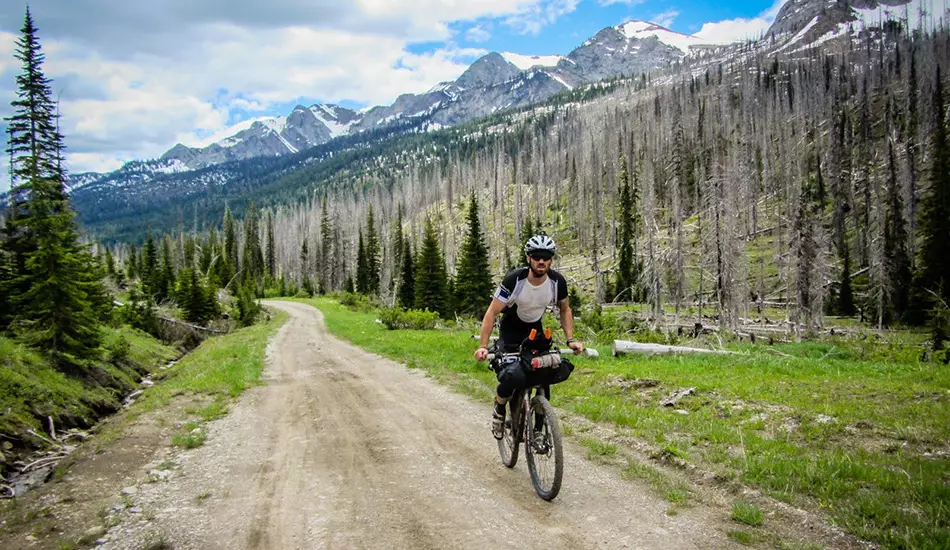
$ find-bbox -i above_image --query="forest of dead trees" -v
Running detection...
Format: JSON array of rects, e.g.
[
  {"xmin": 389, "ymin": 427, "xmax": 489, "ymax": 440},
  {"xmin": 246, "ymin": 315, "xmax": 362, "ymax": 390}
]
[{"xmin": 100, "ymin": 22, "xmax": 950, "ymax": 338}]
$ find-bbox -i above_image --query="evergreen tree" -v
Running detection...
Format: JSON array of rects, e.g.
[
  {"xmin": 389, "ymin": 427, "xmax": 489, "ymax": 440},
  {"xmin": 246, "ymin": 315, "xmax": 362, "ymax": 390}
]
[
  {"xmin": 398, "ymin": 240, "xmax": 415, "ymax": 308},
  {"xmin": 884, "ymin": 140, "xmax": 912, "ymax": 324},
  {"xmin": 104, "ymin": 247, "xmax": 115, "ymax": 278},
  {"xmin": 454, "ymin": 191, "xmax": 493, "ymax": 317},
  {"xmin": 356, "ymin": 230, "xmax": 369, "ymax": 294},
  {"xmin": 300, "ymin": 238, "xmax": 313, "ymax": 297},
  {"xmin": 414, "ymin": 218, "xmax": 450, "ymax": 317},
  {"xmin": 344, "ymin": 275, "xmax": 355, "ymax": 294},
  {"xmin": 157, "ymin": 235, "xmax": 176, "ymax": 303},
  {"xmin": 266, "ymin": 210, "xmax": 276, "ymax": 280},
  {"xmin": 615, "ymin": 152, "xmax": 636, "ymax": 301},
  {"xmin": 141, "ymin": 229, "xmax": 158, "ymax": 292},
  {"xmin": 391, "ymin": 204, "xmax": 404, "ymax": 292},
  {"xmin": 365, "ymin": 205, "xmax": 380, "ymax": 294},
  {"xmin": 242, "ymin": 201, "xmax": 264, "ymax": 289},
  {"xmin": 912, "ymin": 66, "xmax": 950, "ymax": 322},
  {"xmin": 1, "ymin": 10, "xmax": 105, "ymax": 371},
  {"xmin": 126, "ymin": 243, "xmax": 138, "ymax": 281},
  {"xmin": 221, "ymin": 204, "xmax": 237, "ymax": 287}
]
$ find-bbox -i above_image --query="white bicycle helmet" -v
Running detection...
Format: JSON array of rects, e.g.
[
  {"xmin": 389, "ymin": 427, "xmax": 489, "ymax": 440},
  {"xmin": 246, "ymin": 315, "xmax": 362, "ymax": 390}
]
[{"xmin": 524, "ymin": 234, "xmax": 557, "ymax": 257}]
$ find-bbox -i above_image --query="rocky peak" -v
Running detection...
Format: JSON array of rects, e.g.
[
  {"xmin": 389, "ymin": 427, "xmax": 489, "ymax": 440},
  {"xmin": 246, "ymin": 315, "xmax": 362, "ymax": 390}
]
[
  {"xmin": 454, "ymin": 52, "xmax": 522, "ymax": 90},
  {"xmin": 767, "ymin": 0, "xmax": 911, "ymax": 39}
]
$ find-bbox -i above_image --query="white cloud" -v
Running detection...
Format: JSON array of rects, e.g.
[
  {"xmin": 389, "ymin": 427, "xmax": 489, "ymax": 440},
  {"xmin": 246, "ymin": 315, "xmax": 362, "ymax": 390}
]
[
  {"xmin": 694, "ymin": 0, "xmax": 786, "ymax": 43},
  {"xmin": 652, "ymin": 10, "xmax": 679, "ymax": 29},
  {"xmin": 466, "ymin": 23, "xmax": 492, "ymax": 42},
  {"xmin": 505, "ymin": 0, "xmax": 581, "ymax": 35},
  {"xmin": 694, "ymin": 17, "xmax": 772, "ymax": 43},
  {"xmin": 0, "ymin": 1, "xmax": 556, "ymax": 180}
]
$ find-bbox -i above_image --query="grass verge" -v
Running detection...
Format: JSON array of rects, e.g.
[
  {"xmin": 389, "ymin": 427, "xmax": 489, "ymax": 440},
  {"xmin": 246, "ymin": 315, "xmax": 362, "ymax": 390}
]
[{"xmin": 300, "ymin": 296, "xmax": 950, "ymax": 550}]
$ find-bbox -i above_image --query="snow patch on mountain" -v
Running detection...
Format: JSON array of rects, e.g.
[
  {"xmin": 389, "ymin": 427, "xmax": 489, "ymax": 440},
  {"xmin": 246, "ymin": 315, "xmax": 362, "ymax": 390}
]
[
  {"xmin": 619, "ymin": 20, "xmax": 709, "ymax": 54},
  {"xmin": 501, "ymin": 52, "xmax": 563, "ymax": 70},
  {"xmin": 309, "ymin": 105, "xmax": 355, "ymax": 138},
  {"xmin": 853, "ymin": 0, "xmax": 949, "ymax": 31}
]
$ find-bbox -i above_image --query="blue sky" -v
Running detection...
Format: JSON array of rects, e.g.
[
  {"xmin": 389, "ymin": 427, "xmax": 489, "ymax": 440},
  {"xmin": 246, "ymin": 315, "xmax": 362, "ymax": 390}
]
[{"xmin": 0, "ymin": 0, "xmax": 784, "ymax": 189}]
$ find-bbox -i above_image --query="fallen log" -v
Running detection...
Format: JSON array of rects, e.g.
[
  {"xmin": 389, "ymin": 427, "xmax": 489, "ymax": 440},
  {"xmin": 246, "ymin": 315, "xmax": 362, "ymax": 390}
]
[{"xmin": 612, "ymin": 340, "xmax": 734, "ymax": 356}]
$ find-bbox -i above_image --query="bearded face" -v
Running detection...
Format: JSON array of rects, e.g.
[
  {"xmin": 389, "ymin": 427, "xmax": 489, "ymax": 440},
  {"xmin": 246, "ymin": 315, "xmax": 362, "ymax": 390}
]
[{"xmin": 527, "ymin": 254, "xmax": 552, "ymax": 277}]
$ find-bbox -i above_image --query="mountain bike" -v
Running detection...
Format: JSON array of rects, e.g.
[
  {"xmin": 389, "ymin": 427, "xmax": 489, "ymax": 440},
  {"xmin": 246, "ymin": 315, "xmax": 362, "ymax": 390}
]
[{"xmin": 488, "ymin": 344, "xmax": 565, "ymax": 501}]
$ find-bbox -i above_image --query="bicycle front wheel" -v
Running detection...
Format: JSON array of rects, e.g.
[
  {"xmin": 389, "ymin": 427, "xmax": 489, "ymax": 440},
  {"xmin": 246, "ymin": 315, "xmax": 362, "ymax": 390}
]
[
  {"xmin": 525, "ymin": 395, "xmax": 563, "ymax": 501},
  {"xmin": 497, "ymin": 396, "xmax": 523, "ymax": 468}
]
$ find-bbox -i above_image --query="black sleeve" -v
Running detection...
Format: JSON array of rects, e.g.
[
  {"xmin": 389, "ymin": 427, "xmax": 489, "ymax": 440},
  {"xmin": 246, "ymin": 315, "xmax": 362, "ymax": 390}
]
[
  {"xmin": 493, "ymin": 269, "xmax": 522, "ymax": 303},
  {"xmin": 553, "ymin": 270, "xmax": 568, "ymax": 303}
]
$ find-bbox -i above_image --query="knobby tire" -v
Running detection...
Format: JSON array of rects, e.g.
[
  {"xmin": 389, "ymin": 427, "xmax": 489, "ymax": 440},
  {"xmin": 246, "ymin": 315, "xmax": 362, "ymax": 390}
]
[{"xmin": 525, "ymin": 395, "xmax": 563, "ymax": 501}]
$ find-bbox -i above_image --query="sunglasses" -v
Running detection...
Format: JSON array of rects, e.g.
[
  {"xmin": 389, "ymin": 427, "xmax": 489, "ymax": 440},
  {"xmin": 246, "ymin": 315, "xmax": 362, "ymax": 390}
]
[{"xmin": 530, "ymin": 254, "xmax": 553, "ymax": 262}]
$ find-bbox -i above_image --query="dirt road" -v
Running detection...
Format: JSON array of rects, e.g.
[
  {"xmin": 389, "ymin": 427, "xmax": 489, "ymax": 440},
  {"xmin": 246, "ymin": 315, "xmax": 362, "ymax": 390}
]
[{"xmin": 101, "ymin": 300, "xmax": 739, "ymax": 549}]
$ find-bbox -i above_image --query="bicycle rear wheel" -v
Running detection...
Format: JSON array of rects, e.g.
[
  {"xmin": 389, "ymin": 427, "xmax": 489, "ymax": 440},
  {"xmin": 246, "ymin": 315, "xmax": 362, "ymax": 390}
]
[
  {"xmin": 525, "ymin": 394, "xmax": 563, "ymax": 500},
  {"xmin": 497, "ymin": 393, "xmax": 523, "ymax": 468}
]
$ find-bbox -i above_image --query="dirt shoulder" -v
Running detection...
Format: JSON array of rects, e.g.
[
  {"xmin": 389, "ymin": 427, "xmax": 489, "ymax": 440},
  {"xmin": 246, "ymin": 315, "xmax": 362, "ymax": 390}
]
[{"xmin": 0, "ymin": 301, "xmax": 856, "ymax": 549}]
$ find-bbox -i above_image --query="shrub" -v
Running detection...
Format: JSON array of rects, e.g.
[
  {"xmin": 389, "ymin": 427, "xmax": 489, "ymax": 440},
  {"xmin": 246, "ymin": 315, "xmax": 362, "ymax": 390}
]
[{"xmin": 379, "ymin": 308, "xmax": 439, "ymax": 330}]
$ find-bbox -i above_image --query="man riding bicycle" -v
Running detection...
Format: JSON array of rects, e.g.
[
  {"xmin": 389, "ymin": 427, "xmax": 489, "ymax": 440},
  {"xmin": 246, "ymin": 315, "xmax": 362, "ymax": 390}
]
[{"xmin": 473, "ymin": 234, "xmax": 584, "ymax": 439}]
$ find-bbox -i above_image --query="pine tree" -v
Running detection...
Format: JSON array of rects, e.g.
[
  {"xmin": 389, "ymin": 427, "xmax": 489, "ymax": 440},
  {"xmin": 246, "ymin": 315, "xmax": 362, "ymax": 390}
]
[
  {"xmin": 454, "ymin": 191, "xmax": 493, "ymax": 317},
  {"xmin": 365, "ymin": 205, "xmax": 380, "ymax": 294},
  {"xmin": 414, "ymin": 218, "xmax": 450, "ymax": 317},
  {"xmin": 158, "ymin": 235, "xmax": 176, "ymax": 303},
  {"xmin": 398, "ymin": 240, "xmax": 415, "ymax": 308},
  {"xmin": 912, "ymin": 66, "xmax": 950, "ymax": 322},
  {"xmin": 391, "ymin": 204, "xmax": 404, "ymax": 293},
  {"xmin": 1, "ymin": 10, "xmax": 105, "ymax": 371},
  {"xmin": 221, "ymin": 205, "xmax": 237, "ymax": 287},
  {"xmin": 884, "ymin": 139, "xmax": 912, "ymax": 324},
  {"xmin": 615, "ymin": 152, "xmax": 636, "ymax": 301},
  {"xmin": 300, "ymin": 238, "xmax": 313, "ymax": 297},
  {"xmin": 242, "ymin": 201, "xmax": 264, "ymax": 289},
  {"xmin": 141, "ymin": 229, "xmax": 158, "ymax": 293},
  {"xmin": 266, "ymin": 210, "xmax": 276, "ymax": 281},
  {"xmin": 356, "ymin": 230, "xmax": 369, "ymax": 294},
  {"xmin": 126, "ymin": 243, "xmax": 138, "ymax": 281}
]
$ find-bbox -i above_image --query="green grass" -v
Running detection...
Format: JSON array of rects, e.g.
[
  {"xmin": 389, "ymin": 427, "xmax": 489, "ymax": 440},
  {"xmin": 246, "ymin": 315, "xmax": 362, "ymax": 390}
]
[
  {"xmin": 583, "ymin": 438, "xmax": 618, "ymax": 461},
  {"xmin": 303, "ymin": 296, "xmax": 950, "ymax": 550},
  {"xmin": 135, "ymin": 309, "xmax": 288, "ymax": 412},
  {"xmin": 732, "ymin": 501, "xmax": 765, "ymax": 526},
  {"xmin": 125, "ymin": 309, "xmax": 288, "ymax": 447},
  {"xmin": 0, "ymin": 327, "xmax": 178, "ymax": 442}
]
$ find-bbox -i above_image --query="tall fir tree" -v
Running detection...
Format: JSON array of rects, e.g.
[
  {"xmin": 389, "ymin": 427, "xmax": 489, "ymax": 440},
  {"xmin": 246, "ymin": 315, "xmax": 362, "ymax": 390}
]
[
  {"xmin": 398, "ymin": 239, "xmax": 415, "ymax": 308},
  {"xmin": 266, "ymin": 210, "xmax": 276, "ymax": 281},
  {"xmin": 365, "ymin": 205, "xmax": 380, "ymax": 294},
  {"xmin": 414, "ymin": 218, "xmax": 450, "ymax": 317},
  {"xmin": 391, "ymin": 204, "xmax": 404, "ymax": 293},
  {"xmin": 157, "ymin": 235, "xmax": 176, "ymax": 303},
  {"xmin": 356, "ymin": 229, "xmax": 369, "ymax": 294},
  {"xmin": 615, "ymin": 151, "xmax": 637, "ymax": 301},
  {"xmin": 141, "ymin": 228, "xmax": 158, "ymax": 292},
  {"xmin": 126, "ymin": 243, "xmax": 138, "ymax": 281},
  {"xmin": 300, "ymin": 237, "xmax": 313, "ymax": 296},
  {"xmin": 454, "ymin": 191, "xmax": 493, "ymax": 317},
  {"xmin": 221, "ymin": 204, "xmax": 237, "ymax": 287},
  {"xmin": 1, "ymin": 9, "xmax": 104, "ymax": 371},
  {"xmin": 912, "ymin": 66, "xmax": 950, "ymax": 322},
  {"xmin": 242, "ymin": 201, "xmax": 264, "ymax": 290},
  {"xmin": 884, "ymin": 139, "xmax": 912, "ymax": 324}
]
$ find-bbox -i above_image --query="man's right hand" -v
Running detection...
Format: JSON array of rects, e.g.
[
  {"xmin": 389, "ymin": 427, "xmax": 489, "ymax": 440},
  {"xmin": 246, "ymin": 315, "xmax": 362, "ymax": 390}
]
[{"xmin": 474, "ymin": 347, "xmax": 489, "ymax": 361}]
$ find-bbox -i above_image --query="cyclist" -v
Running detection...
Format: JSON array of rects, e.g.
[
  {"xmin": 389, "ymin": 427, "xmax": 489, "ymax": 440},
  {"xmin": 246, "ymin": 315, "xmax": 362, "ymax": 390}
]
[{"xmin": 473, "ymin": 234, "xmax": 584, "ymax": 439}]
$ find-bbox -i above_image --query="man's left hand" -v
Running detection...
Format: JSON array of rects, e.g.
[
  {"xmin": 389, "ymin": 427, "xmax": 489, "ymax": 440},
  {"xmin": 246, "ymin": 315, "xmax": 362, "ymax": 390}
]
[{"xmin": 567, "ymin": 340, "xmax": 584, "ymax": 355}]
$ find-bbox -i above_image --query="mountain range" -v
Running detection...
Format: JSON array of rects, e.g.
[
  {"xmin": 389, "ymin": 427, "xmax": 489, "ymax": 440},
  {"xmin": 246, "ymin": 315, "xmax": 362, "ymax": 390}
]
[{"xmin": 2, "ymin": 0, "xmax": 933, "ymax": 242}]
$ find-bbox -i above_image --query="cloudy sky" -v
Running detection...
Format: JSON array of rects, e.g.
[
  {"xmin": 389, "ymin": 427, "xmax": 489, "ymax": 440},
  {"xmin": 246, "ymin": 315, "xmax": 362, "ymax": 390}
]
[{"xmin": 0, "ymin": 0, "xmax": 786, "ymax": 191}]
